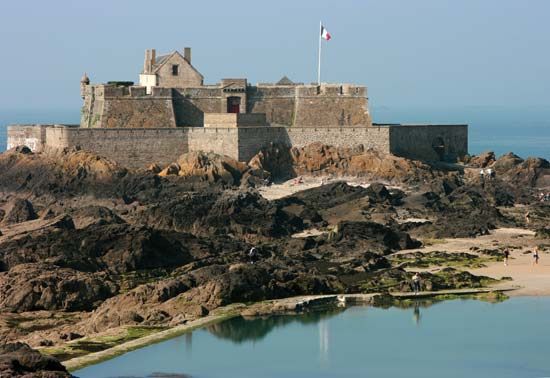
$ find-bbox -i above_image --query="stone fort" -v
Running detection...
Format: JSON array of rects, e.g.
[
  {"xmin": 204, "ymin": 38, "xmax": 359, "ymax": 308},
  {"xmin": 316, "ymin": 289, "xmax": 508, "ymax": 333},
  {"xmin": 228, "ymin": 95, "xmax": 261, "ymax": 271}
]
[{"xmin": 8, "ymin": 47, "xmax": 468, "ymax": 169}]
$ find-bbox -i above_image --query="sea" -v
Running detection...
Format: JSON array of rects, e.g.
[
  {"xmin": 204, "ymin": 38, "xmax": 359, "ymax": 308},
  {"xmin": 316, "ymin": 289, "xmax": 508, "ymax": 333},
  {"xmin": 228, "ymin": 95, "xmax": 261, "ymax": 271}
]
[{"xmin": 0, "ymin": 106, "xmax": 549, "ymax": 160}]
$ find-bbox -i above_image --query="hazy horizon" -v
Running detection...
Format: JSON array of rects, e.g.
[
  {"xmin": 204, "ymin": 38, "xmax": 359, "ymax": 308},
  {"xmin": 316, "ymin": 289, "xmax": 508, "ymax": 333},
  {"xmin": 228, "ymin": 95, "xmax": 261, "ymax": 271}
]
[{"xmin": 1, "ymin": 0, "xmax": 549, "ymax": 111}]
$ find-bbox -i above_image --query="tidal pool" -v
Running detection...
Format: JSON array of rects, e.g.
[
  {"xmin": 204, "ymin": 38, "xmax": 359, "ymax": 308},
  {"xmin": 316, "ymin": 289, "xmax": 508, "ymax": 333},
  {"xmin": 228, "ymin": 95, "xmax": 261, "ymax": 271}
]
[{"xmin": 74, "ymin": 297, "xmax": 550, "ymax": 378}]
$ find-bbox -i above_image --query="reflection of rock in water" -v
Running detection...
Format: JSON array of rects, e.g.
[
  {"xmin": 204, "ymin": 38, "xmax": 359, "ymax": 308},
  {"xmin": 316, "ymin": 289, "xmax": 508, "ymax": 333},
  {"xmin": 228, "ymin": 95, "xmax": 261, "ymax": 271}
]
[
  {"xmin": 206, "ymin": 308, "xmax": 345, "ymax": 343},
  {"xmin": 185, "ymin": 332, "xmax": 192, "ymax": 355},
  {"xmin": 148, "ymin": 373, "xmax": 192, "ymax": 378},
  {"xmin": 319, "ymin": 319, "xmax": 329, "ymax": 364},
  {"xmin": 373, "ymin": 296, "xmax": 442, "ymax": 310}
]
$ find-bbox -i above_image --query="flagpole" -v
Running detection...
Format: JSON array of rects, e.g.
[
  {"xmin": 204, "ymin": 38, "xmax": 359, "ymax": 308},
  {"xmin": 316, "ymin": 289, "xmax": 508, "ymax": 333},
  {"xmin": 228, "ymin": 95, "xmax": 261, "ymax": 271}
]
[{"xmin": 317, "ymin": 20, "xmax": 322, "ymax": 85}]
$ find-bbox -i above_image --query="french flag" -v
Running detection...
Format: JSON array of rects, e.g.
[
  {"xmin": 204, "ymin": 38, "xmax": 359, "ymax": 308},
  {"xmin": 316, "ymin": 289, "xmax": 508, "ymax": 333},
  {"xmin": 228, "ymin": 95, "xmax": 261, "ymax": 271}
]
[{"xmin": 321, "ymin": 25, "xmax": 331, "ymax": 41}]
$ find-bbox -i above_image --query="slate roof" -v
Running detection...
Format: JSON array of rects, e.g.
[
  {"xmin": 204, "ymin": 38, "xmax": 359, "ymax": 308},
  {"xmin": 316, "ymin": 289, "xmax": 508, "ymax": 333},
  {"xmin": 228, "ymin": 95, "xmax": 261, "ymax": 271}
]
[{"xmin": 276, "ymin": 76, "xmax": 294, "ymax": 85}]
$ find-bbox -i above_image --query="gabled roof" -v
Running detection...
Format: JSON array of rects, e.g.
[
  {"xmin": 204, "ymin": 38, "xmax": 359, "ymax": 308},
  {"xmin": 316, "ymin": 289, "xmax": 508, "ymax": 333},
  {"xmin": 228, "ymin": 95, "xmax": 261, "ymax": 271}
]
[
  {"xmin": 152, "ymin": 51, "xmax": 204, "ymax": 79},
  {"xmin": 276, "ymin": 76, "xmax": 294, "ymax": 85}
]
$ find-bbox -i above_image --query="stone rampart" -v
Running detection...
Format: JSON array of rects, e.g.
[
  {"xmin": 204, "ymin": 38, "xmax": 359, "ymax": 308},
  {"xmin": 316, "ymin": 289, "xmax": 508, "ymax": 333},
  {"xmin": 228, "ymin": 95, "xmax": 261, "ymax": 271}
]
[
  {"xmin": 6, "ymin": 125, "xmax": 51, "ymax": 152},
  {"xmin": 82, "ymin": 83, "xmax": 372, "ymax": 129},
  {"xmin": 247, "ymin": 84, "xmax": 370, "ymax": 127},
  {"xmin": 236, "ymin": 126, "xmax": 390, "ymax": 162},
  {"xmin": 45, "ymin": 127, "xmax": 188, "ymax": 168},
  {"xmin": 7, "ymin": 124, "xmax": 468, "ymax": 169},
  {"xmin": 81, "ymin": 85, "xmax": 177, "ymax": 129},
  {"xmin": 388, "ymin": 124, "xmax": 468, "ymax": 161},
  {"xmin": 187, "ymin": 127, "xmax": 239, "ymax": 160}
]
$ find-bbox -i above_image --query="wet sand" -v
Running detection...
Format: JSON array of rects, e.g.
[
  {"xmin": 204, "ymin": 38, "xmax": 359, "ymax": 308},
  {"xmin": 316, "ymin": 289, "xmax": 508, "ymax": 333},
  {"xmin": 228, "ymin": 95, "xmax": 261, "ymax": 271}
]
[{"xmin": 398, "ymin": 228, "xmax": 550, "ymax": 296}]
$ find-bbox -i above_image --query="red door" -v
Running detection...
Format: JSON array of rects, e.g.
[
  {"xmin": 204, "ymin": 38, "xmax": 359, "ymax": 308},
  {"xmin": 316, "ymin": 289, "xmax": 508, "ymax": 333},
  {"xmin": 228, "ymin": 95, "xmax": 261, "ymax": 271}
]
[{"xmin": 227, "ymin": 97, "xmax": 241, "ymax": 113}]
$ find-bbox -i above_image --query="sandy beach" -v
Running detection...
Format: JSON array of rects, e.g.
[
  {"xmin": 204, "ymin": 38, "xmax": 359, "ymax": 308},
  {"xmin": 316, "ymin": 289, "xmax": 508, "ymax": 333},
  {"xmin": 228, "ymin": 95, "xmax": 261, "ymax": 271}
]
[{"xmin": 394, "ymin": 227, "xmax": 550, "ymax": 296}]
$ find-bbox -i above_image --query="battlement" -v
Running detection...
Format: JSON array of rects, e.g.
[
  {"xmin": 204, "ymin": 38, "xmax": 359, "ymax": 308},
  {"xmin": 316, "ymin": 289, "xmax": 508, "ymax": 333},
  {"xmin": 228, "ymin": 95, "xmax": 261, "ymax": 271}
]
[{"xmin": 83, "ymin": 84, "xmax": 174, "ymax": 99}]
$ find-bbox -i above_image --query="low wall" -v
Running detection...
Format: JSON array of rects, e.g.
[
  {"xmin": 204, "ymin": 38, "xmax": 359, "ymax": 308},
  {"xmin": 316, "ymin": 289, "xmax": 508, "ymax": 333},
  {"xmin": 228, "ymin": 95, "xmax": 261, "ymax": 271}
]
[
  {"xmin": 7, "ymin": 125, "xmax": 54, "ymax": 152},
  {"xmin": 187, "ymin": 128, "xmax": 239, "ymax": 161},
  {"xmin": 7, "ymin": 124, "xmax": 468, "ymax": 169},
  {"xmin": 236, "ymin": 126, "xmax": 391, "ymax": 162},
  {"xmin": 45, "ymin": 127, "xmax": 188, "ymax": 168},
  {"xmin": 388, "ymin": 124, "xmax": 468, "ymax": 161}
]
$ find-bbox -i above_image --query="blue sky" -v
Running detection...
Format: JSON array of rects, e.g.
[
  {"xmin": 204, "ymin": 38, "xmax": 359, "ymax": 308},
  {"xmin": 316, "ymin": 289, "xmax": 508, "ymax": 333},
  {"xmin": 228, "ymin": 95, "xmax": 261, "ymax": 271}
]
[{"xmin": 0, "ymin": 0, "xmax": 549, "ymax": 111}]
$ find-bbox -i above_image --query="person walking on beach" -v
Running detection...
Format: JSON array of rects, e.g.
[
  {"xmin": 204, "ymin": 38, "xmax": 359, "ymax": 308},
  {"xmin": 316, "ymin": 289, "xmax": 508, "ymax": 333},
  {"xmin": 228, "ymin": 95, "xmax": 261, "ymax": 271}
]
[
  {"xmin": 503, "ymin": 249, "xmax": 510, "ymax": 266},
  {"xmin": 412, "ymin": 272, "xmax": 421, "ymax": 295},
  {"xmin": 533, "ymin": 246, "xmax": 540, "ymax": 266}
]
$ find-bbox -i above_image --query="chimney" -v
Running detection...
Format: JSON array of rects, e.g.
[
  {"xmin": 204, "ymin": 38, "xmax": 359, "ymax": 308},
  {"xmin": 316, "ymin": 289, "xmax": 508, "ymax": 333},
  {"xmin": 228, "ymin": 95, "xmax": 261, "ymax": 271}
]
[
  {"xmin": 184, "ymin": 47, "xmax": 191, "ymax": 63},
  {"xmin": 143, "ymin": 49, "xmax": 151, "ymax": 73},
  {"xmin": 151, "ymin": 49, "xmax": 156, "ymax": 66}
]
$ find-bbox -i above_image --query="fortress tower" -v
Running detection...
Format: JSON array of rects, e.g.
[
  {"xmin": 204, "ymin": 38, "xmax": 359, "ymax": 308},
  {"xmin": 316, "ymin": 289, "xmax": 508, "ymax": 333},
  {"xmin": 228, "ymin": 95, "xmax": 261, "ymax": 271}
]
[{"xmin": 81, "ymin": 47, "xmax": 372, "ymax": 129}]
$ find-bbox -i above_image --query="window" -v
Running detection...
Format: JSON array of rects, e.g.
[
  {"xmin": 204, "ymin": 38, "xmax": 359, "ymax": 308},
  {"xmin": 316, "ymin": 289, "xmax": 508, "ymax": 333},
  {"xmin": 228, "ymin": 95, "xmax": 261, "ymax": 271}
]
[{"xmin": 172, "ymin": 65, "xmax": 179, "ymax": 76}]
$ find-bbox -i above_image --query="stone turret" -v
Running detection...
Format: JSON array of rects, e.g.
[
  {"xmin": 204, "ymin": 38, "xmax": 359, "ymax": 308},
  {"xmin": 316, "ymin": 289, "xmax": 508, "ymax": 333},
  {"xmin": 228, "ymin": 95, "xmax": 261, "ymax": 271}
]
[{"xmin": 80, "ymin": 73, "xmax": 90, "ymax": 99}]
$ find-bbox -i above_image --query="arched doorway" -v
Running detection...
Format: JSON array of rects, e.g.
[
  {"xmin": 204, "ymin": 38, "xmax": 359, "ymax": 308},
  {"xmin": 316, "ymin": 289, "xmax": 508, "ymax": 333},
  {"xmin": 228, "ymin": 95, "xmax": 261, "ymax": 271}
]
[
  {"xmin": 432, "ymin": 137, "xmax": 446, "ymax": 160},
  {"xmin": 227, "ymin": 96, "xmax": 241, "ymax": 113}
]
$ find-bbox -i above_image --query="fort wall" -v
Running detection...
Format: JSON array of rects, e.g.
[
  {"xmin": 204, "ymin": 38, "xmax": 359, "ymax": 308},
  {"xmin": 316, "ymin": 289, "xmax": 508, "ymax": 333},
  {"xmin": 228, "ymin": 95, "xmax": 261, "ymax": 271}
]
[
  {"xmin": 187, "ymin": 127, "xmax": 239, "ymax": 160},
  {"xmin": 82, "ymin": 83, "xmax": 372, "ymax": 129},
  {"xmin": 389, "ymin": 124, "xmax": 468, "ymax": 161},
  {"xmin": 236, "ymin": 127, "xmax": 390, "ymax": 162},
  {"xmin": 246, "ymin": 84, "xmax": 371, "ymax": 127},
  {"xmin": 6, "ymin": 125, "xmax": 50, "ymax": 152},
  {"xmin": 45, "ymin": 127, "xmax": 188, "ymax": 168},
  {"xmin": 8, "ymin": 124, "xmax": 468, "ymax": 170},
  {"xmin": 81, "ymin": 85, "xmax": 177, "ymax": 129},
  {"xmin": 172, "ymin": 87, "xmax": 222, "ymax": 126}
]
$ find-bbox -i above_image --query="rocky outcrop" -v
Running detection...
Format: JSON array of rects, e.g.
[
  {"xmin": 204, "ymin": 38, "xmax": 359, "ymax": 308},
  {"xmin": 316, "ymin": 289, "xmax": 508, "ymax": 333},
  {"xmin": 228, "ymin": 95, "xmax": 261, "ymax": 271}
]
[
  {"xmin": 468, "ymin": 151, "xmax": 496, "ymax": 168},
  {"xmin": 249, "ymin": 142, "xmax": 440, "ymax": 184},
  {"xmin": 0, "ymin": 263, "xmax": 116, "ymax": 312},
  {"xmin": 159, "ymin": 151, "xmax": 270, "ymax": 189},
  {"xmin": 0, "ymin": 143, "xmax": 547, "ymax": 353},
  {"xmin": 0, "ymin": 147, "xmax": 127, "ymax": 197},
  {"xmin": 0, "ymin": 222, "xmax": 196, "ymax": 274},
  {"xmin": 1, "ymin": 198, "xmax": 37, "ymax": 225},
  {"xmin": 0, "ymin": 342, "xmax": 73, "ymax": 377},
  {"xmin": 493, "ymin": 153, "xmax": 550, "ymax": 188}
]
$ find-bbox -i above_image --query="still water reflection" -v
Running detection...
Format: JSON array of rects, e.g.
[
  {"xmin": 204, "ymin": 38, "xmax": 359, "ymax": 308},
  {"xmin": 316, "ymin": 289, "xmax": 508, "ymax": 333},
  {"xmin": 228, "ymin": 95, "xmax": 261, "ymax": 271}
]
[{"xmin": 74, "ymin": 297, "xmax": 550, "ymax": 378}]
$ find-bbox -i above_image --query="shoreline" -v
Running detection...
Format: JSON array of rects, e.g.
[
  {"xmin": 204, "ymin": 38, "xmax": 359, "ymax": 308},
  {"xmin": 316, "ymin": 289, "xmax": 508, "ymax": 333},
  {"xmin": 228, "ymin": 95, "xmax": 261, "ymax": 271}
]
[
  {"xmin": 60, "ymin": 223, "xmax": 548, "ymax": 372},
  {"xmin": 64, "ymin": 287, "xmax": 518, "ymax": 372}
]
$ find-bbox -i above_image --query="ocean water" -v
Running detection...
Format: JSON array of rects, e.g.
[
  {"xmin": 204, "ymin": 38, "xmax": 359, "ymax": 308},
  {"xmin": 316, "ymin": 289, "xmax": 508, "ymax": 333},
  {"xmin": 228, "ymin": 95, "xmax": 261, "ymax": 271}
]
[
  {"xmin": 74, "ymin": 297, "xmax": 550, "ymax": 378},
  {"xmin": 0, "ymin": 107, "xmax": 548, "ymax": 159}
]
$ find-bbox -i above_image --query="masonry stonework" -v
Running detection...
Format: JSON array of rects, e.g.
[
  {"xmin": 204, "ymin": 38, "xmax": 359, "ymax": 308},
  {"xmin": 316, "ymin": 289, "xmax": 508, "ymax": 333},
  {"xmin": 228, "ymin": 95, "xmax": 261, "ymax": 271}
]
[
  {"xmin": 8, "ymin": 46, "xmax": 469, "ymax": 168},
  {"xmin": 389, "ymin": 125, "xmax": 468, "ymax": 162}
]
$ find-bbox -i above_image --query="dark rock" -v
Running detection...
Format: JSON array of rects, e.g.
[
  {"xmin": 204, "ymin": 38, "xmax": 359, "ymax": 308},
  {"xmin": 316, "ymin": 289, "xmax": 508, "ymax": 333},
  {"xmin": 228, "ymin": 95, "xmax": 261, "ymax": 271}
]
[
  {"xmin": 469, "ymin": 151, "xmax": 496, "ymax": 168},
  {"xmin": 0, "ymin": 342, "xmax": 73, "ymax": 377},
  {"xmin": 59, "ymin": 332, "xmax": 83, "ymax": 341},
  {"xmin": 0, "ymin": 263, "xmax": 117, "ymax": 312},
  {"xmin": 1, "ymin": 198, "xmax": 37, "ymax": 225}
]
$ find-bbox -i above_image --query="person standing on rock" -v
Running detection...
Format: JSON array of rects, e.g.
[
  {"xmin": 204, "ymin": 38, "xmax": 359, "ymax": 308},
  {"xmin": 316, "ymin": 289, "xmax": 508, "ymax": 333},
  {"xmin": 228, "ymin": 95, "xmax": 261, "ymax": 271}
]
[
  {"xmin": 248, "ymin": 247, "xmax": 258, "ymax": 264},
  {"xmin": 503, "ymin": 249, "xmax": 510, "ymax": 266},
  {"xmin": 412, "ymin": 272, "xmax": 421, "ymax": 295}
]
